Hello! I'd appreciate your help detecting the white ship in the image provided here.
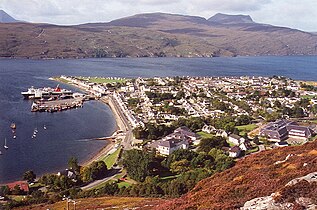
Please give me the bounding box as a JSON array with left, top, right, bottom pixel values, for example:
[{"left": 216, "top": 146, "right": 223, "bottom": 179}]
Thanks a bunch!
[{"left": 21, "top": 85, "right": 72, "bottom": 99}]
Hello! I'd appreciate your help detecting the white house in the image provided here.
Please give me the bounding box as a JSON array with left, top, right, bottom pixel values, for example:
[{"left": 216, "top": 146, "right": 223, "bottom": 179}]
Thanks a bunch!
[
  {"left": 157, "top": 139, "right": 189, "bottom": 156},
  {"left": 228, "top": 134, "right": 245, "bottom": 145}
]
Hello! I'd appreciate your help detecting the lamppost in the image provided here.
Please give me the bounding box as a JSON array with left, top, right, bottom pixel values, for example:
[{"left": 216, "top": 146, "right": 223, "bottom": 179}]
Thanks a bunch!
[
  {"left": 62, "top": 196, "right": 72, "bottom": 210},
  {"left": 62, "top": 196, "right": 80, "bottom": 210},
  {"left": 72, "top": 200, "right": 80, "bottom": 210}
]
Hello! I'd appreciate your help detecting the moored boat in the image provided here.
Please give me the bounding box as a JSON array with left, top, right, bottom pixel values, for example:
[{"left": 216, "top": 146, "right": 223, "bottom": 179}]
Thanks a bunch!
[{"left": 10, "top": 123, "right": 16, "bottom": 129}]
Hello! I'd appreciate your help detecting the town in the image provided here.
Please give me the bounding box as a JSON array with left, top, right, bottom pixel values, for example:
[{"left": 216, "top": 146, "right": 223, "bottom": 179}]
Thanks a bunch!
[
  {"left": 2, "top": 75, "right": 317, "bottom": 208},
  {"left": 60, "top": 74, "right": 317, "bottom": 156}
]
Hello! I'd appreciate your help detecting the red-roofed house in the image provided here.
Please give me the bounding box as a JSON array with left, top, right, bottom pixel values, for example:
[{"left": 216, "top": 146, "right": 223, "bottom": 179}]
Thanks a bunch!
[{"left": 7, "top": 181, "right": 29, "bottom": 193}]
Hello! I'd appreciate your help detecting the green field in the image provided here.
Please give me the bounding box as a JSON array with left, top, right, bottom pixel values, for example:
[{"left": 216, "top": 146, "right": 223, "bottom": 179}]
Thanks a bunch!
[
  {"left": 160, "top": 174, "right": 181, "bottom": 181},
  {"left": 100, "top": 147, "right": 122, "bottom": 169},
  {"left": 53, "top": 77, "right": 71, "bottom": 84},
  {"left": 197, "top": 131, "right": 214, "bottom": 139},
  {"left": 236, "top": 124, "right": 258, "bottom": 136},
  {"left": 86, "top": 77, "right": 127, "bottom": 84},
  {"left": 245, "top": 146, "right": 259, "bottom": 155},
  {"left": 300, "top": 95, "right": 316, "bottom": 99},
  {"left": 118, "top": 181, "right": 132, "bottom": 188}
]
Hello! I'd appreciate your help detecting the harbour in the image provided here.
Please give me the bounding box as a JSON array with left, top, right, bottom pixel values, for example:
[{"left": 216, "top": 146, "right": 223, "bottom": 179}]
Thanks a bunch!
[
  {"left": 31, "top": 98, "right": 84, "bottom": 112},
  {"left": 1, "top": 56, "right": 317, "bottom": 183}
]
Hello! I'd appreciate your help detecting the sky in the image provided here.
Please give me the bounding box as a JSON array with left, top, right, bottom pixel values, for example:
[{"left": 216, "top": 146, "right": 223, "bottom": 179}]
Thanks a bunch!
[{"left": 0, "top": 0, "right": 317, "bottom": 32}]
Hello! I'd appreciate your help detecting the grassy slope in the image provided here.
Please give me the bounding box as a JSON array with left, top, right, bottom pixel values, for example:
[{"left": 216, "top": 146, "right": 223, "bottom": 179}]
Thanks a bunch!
[
  {"left": 16, "top": 197, "right": 162, "bottom": 210},
  {"left": 99, "top": 147, "right": 122, "bottom": 168}
]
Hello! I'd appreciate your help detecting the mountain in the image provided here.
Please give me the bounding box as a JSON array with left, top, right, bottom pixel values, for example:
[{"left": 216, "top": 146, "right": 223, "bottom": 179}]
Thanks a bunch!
[
  {"left": 0, "top": 10, "right": 18, "bottom": 23},
  {"left": 0, "top": 12, "right": 317, "bottom": 59},
  {"left": 156, "top": 140, "right": 317, "bottom": 209},
  {"left": 208, "top": 13, "right": 254, "bottom": 24}
]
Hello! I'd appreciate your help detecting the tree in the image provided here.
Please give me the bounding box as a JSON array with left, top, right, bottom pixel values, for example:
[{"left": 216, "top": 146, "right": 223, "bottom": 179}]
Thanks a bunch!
[
  {"left": 122, "top": 149, "right": 153, "bottom": 182},
  {"left": 253, "top": 135, "right": 260, "bottom": 145},
  {"left": 68, "top": 157, "right": 80, "bottom": 173},
  {"left": 170, "top": 159, "right": 191, "bottom": 174},
  {"left": 80, "top": 161, "right": 108, "bottom": 182},
  {"left": 11, "top": 185, "right": 24, "bottom": 195},
  {"left": 236, "top": 115, "right": 252, "bottom": 126},
  {"left": 198, "top": 136, "right": 229, "bottom": 153},
  {"left": 294, "top": 107, "right": 305, "bottom": 118},
  {"left": 163, "top": 149, "right": 197, "bottom": 169},
  {"left": 0, "top": 185, "right": 9, "bottom": 196},
  {"left": 23, "top": 170, "right": 36, "bottom": 183},
  {"left": 208, "top": 148, "right": 234, "bottom": 171}
]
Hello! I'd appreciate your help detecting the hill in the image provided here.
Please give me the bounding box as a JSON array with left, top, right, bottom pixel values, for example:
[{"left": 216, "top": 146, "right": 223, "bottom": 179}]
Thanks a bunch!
[
  {"left": 155, "top": 140, "right": 317, "bottom": 209},
  {"left": 0, "top": 12, "right": 317, "bottom": 58},
  {"left": 15, "top": 196, "right": 163, "bottom": 210},
  {"left": 0, "top": 10, "right": 18, "bottom": 23}
]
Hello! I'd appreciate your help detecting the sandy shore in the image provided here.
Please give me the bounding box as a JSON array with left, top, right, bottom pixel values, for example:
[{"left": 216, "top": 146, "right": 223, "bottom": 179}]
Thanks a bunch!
[
  {"left": 81, "top": 96, "right": 126, "bottom": 166},
  {"left": 51, "top": 77, "right": 126, "bottom": 167},
  {"left": 82, "top": 140, "right": 115, "bottom": 166}
]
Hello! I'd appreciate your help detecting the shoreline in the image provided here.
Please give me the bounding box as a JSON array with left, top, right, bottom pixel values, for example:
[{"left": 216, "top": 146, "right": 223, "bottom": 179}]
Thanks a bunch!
[
  {"left": 50, "top": 77, "right": 126, "bottom": 167},
  {"left": 81, "top": 97, "right": 126, "bottom": 166}
]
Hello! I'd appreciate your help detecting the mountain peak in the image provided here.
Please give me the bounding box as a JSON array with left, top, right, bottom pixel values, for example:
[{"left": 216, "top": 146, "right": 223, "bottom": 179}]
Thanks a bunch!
[
  {"left": 208, "top": 13, "right": 254, "bottom": 24},
  {"left": 0, "top": 9, "right": 18, "bottom": 23}
]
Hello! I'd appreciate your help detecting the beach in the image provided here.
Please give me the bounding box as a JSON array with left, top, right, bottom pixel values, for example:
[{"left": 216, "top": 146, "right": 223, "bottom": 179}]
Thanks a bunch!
[{"left": 81, "top": 96, "right": 127, "bottom": 166}]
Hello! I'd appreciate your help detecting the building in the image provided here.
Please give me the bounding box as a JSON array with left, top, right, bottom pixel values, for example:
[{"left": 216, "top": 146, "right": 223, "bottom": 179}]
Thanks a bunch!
[
  {"left": 147, "top": 126, "right": 195, "bottom": 155},
  {"left": 6, "top": 181, "right": 29, "bottom": 193},
  {"left": 259, "top": 119, "right": 314, "bottom": 141},
  {"left": 229, "top": 146, "right": 242, "bottom": 158},
  {"left": 157, "top": 139, "right": 189, "bottom": 156},
  {"left": 228, "top": 134, "right": 245, "bottom": 145}
]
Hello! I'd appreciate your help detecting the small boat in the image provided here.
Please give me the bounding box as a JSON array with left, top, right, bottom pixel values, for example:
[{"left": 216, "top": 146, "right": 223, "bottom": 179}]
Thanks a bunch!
[
  {"left": 10, "top": 123, "right": 16, "bottom": 129},
  {"left": 13, "top": 135, "right": 16, "bottom": 139},
  {"left": 43, "top": 125, "right": 47, "bottom": 130},
  {"left": 4, "top": 138, "right": 8, "bottom": 149},
  {"left": 0, "top": 151, "right": 2, "bottom": 155}
]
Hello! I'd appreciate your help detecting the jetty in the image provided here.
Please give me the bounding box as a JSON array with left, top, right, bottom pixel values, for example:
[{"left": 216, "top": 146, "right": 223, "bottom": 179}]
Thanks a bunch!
[{"left": 31, "top": 98, "right": 85, "bottom": 112}]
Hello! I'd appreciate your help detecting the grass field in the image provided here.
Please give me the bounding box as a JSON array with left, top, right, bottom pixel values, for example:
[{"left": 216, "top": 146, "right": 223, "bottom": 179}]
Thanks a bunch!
[
  {"left": 83, "top": 77, "right": 127, "bottom": 84},
  {"left": 118, "top": 181, "right": 132, "bottom": 188},
  {"left": 100, "top": 147, "right": 122, "bottom": 168},
  {"left": 245, "top": 146, "right": 259, "bottom": 155},
  {"left": 197, "top": 131, "right": 213, "bottom": 139},
  {"left": 300, "top": 95, "right": 316, "bottom": 99},
  {"left": 53, "top": 77, "right": 71, "bottom": 84},
  {"left": 160, "top": 174, "right": 181, "bottom": 181},
  {"left": 236, "top": 124, "right": 258, "bottom": 136}
]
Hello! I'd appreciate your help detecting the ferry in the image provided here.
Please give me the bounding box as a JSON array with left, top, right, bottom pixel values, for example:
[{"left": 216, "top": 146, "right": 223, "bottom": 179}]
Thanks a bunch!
[{"left": 21, "top": 85, "right": 73, "bottom": 99}]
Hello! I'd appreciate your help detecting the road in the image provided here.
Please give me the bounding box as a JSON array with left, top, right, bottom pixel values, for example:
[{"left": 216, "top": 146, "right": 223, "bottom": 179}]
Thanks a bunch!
[
  {"left": 81, "top": 95, "right": 134, "bottom": 191},
  {"left": 102, "top": 95, "right": 133, "bottom": 150},
  {"left": 81, "top": 168, "right": 121, "bottom": 190}
]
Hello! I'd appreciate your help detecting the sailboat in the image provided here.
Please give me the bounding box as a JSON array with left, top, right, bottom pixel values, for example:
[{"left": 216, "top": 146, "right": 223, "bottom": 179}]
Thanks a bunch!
[{"left": 4, "top": 138, "right": 8, "bottom": 149}]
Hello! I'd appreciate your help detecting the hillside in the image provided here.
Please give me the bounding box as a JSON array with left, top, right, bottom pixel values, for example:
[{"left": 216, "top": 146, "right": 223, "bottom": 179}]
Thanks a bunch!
[
  {"left": 15, "top": 196, "right": 163, "bottom": 210},
  {"left": 155, "top": 140, "right": 317, "bottom": 209},
  {"left": 0, "top": 12, "right": 317, "bottom": 58}
]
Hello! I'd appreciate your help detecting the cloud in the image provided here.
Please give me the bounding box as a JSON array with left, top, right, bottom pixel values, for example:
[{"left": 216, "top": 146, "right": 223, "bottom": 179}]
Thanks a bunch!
[{"left": 0, "top": 0, "right": 316, "bottom": 31}]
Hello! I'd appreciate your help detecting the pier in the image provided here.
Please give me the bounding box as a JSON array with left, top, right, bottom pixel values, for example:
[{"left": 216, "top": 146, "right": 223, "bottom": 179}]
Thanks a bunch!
[{"left": 31, "top": 98, "right": 85, "bottom": 112}]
